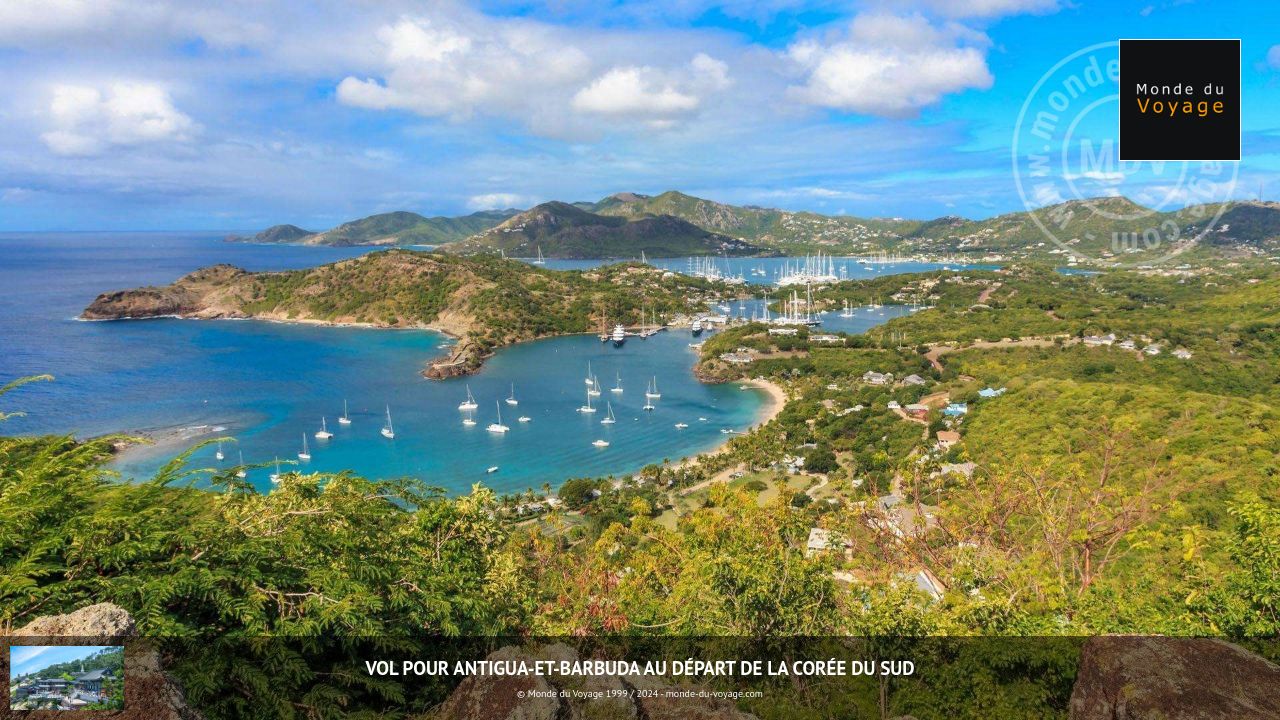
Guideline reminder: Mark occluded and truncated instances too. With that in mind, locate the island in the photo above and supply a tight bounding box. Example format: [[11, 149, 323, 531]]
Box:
[[80, 249, 731, 378]]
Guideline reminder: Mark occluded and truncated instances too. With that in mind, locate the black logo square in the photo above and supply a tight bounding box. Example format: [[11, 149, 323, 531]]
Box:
[[1119, 39, 1240, 161]]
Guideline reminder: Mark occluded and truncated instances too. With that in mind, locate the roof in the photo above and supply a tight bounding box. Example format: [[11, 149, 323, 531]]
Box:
[[936, 430, 961, 443], [902, 374, 927, 385], [75, 669, 108, 681]]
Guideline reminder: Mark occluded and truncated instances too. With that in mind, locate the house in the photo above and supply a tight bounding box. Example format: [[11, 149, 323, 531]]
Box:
[[886, 400, 901, 410], [1143, 343, 1162, 355], [73, 668, 109, 694], [719, 349, 755, 364], [1082, 333, 1116, 346], [902, 374, 928, 386], [977, 387, 1006, 398], [768, 327, 798, 336], [935, 461, 977, 479], [1118, 339, 1136, 350], [806, 527, 852, 558], [862, 370, 894, 385], [936, 430, 961, 450], [904, 403, 929, 418], [910, 568, 947, 601], [811, 334, 842, 343], [942, 402, 968, 416], [1173, 348, 1193, 359]]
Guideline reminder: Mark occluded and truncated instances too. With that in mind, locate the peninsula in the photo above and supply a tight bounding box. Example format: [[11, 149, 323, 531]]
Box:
[[80, 249, 727, 378]]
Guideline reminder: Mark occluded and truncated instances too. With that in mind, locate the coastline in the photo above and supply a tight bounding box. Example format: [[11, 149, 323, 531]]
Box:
[[673, 376, 786, 473]]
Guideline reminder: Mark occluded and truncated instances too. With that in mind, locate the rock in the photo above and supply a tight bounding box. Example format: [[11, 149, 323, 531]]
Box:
[[429, 645, 756, 720], [12, 603, 135, 639], [1069, 636, 1280, 720], [9, 603, 203, 720]]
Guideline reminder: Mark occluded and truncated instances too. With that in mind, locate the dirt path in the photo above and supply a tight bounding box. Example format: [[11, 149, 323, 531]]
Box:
[[976, 282, 1002, 304]]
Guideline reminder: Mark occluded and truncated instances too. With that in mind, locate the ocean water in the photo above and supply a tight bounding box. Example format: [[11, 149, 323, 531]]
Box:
[[1, 234, 915, 495]]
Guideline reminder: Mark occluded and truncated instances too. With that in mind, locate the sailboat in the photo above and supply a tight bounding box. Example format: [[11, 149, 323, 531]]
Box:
[[315, 417, 333, 440], [601, 402, 616, 424], [458, 385, 478, 411], [215, 440, 224, 461], [338, 399, 352, 425], [235, 450, 247, 478], [487, 401, 509, 433], [381, 406, 395, 439], [588, 374, 601, 397], [533, 246, 546, 265], [592, 439, 610, 447], [298, 433, 311, 461], [585, 362, 595, 385], [518, 415, 531, 422], [505, 383, 519, 406], [640, 250, 648, 265], [462, 408, 476, 426], [674, 422, 688, 429], [577, 387, 596, 413], [840, 299, 854, 318], [646, 376, 661, 399], [611, 372, 623, 393], [269, 457, 282, 484]]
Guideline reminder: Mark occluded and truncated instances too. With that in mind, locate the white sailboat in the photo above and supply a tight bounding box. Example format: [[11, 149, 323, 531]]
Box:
[[338, 399, 352, 425], [315, 417, 333, 440], [458, 385, 478, 411], [588, 374, 601, 396], [533, 246, 545, 265], [298, 433, 311, 461], [601, 402, 616, 424], [269, 457, 282, 484], [577, 387, 596, 413], [487, 401, 509, 433], [646, 376, 661, 399], [674, 422, 688, 429], [506, 383, 519, 406], [612, 372, 623, 393], [462, 409, 476, 426], [518, 415, 531, 423], [592, 439, 610, 447], [381, 406, 395, 439], [235, 450, 247, 479], [585, 362, 595, 385], [215, 440, 224, 461]]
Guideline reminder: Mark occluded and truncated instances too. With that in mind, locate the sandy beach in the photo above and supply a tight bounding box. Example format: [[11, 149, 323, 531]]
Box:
[[672, 377, 787, 473]]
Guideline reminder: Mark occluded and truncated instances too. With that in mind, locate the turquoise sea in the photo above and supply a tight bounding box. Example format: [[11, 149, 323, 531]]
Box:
[[0, 233, 916, 495]]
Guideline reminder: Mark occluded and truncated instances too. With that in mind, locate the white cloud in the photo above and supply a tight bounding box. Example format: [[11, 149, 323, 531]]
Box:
[[913, 0, 1059, 18], [786, 13, 993, 118], [40, 82, 196, 156], [467, 192, 529, 210], [571, 54, 730, 125]]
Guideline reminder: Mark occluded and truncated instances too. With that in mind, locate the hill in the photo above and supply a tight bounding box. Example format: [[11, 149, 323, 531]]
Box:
[[81, 249, 728, 377], [235, 209, 517, 247], [442, 201, 762, 258]]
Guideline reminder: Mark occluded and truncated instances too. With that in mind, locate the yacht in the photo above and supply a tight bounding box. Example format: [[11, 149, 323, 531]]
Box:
[[215, 440, 224, 461], [585, 362, 595, 385], [588, 374, 601, 397], [601, 402, 616, 424], [235, 451, 247, 479], [577, 388, 596, 413], [458, 385, 478, 411], [298, 433, 311, 461], [505, 383, 519, 406], [612, 324, 627, 347], [486, 401, 509, 433], [462, 409, 476, 426], [381, 406, 395, 439], [645, 376, 661, 399], [533, 246, 545, 265], [487, 466, 499, 474], [338, 399, 352, 425], [269, 457, 282, 484], [691, 318, 703, 336], [611, 372, 623, 393], [674, 422, 688, 429], [315, 417, 333, 440], [518, 415, 531, 423], [592, 439, 610, 447]]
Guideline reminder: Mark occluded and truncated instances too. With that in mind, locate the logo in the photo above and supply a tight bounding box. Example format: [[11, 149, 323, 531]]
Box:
[[1012, 41, 1238, 267]]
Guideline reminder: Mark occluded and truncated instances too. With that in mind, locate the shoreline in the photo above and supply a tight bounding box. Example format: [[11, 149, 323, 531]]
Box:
[[672, 376, 786, 473]]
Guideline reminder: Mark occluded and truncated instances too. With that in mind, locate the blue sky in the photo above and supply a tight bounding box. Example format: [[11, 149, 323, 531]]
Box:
[[0, 0, 1276, 231], [10, 645, 116, 679]]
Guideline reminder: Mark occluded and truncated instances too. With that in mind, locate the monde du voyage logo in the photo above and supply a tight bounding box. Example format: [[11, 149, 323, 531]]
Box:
[[1120, 39, 1241, 162]]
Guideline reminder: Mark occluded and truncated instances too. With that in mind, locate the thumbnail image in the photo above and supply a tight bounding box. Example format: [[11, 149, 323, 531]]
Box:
[[9, 646, 124, 711]]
